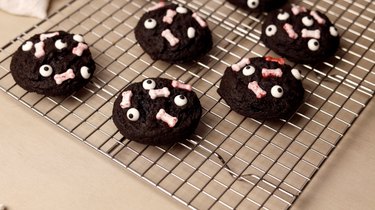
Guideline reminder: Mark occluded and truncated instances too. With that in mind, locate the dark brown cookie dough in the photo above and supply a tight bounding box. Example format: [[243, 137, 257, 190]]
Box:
[[112, 78, 202, 145], [134, 3, 212, 63], [261, 4, 340, 64], [10, 31, 95, 96], [218, 57, 304, 119], [226, 0, 287, 12]]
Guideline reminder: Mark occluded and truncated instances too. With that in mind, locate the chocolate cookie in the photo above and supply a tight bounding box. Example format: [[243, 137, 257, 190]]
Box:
[[112, 78, 202, 145], [10, 31, 95, 96], [226, 0, 287, 12], [134, 2, 213, 63], [218, 57, 304, 119], [261, 4, 340, 64]]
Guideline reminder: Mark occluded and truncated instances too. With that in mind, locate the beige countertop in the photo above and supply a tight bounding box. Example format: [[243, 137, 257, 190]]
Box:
[[0, 1, 374, 210]]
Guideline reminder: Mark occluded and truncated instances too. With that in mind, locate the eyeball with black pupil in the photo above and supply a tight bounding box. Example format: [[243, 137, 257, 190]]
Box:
[[302, 16, 314, 27], [271, 85, 284, 98], [277, 12, 290, 21], [80, 66, 91, 79], [265, 25, 277, 37], [174, 95, 188, 107], [242, 65, 255, 76], [308, 39, 320, 51], [39, 64, 53, 77], [127, 108, 140, 121], [247, 0, 259, 9], [55, 39, 67, 50], [291, 69, 302, 80], [330, 26, 338, 37], [144, 18, 157, 29], [142, 79, 156, 90]]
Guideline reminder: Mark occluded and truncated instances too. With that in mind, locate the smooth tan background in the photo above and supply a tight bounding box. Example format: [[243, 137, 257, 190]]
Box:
[[0, 1, 375, 209]]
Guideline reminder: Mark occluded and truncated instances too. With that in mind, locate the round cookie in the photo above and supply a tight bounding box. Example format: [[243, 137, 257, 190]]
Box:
[[112, 78, 202, 145], [10, 31, 95, 96], [226, 0, 287, 13], [218, 57, 304, 119], [261, 4, 340, 64], [134, 2, 213, 63]]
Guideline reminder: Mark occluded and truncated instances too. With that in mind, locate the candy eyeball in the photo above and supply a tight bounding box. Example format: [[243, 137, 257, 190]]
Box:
[[247, 0, 259, 9], [73, 34, 84, 43], [80, 66, 91, 79], [55, 39, 67, 50], [127, 108, 140, 121], [242, 65, 256, 76], [265, 25, 277, 37], [271, 85, 284, 98], [302, 16, 314, 27], [277, 12, 290, 21], [308, 39, 320, 51], [291, 69, 302, 80], [176, 5, 188, 14], [142, 79, 156, 90], [39, 64, 53, 77], [144, 18, 157, 29], [187, 27, 196, 39], [22, 41, 33, 51], [329, 26, 338, 37], [174, 95, 188, 107]]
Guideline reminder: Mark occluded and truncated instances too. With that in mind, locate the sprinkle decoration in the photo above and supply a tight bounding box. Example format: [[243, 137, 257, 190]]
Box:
[[156, 108, 178, 127]]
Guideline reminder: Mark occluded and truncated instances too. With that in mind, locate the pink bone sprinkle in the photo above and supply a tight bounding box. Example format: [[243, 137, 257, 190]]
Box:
[[161, 29, 179, 47], [248, 81, 266, 99], [156, 108, 178, 128], [163, 9, 177, 24], [283, 23, 298, 39], [148, 1, 165, 11], [171, 80, 192, 91], [72, 43, 88, 56], [264, 56, 285, 65], [40, 32, 59, 41], [34, 41, 45, 58], [301, 28, 321, 39], [231, 58, 250, 72], [310, 11, 326, 25], [149, 87, 170, 99], [291, 4, 307, 15], [262, 68, 283, 78], [192, 13, 207, 28], [120, 90, 133, 109], [54, 69, 75, 85]]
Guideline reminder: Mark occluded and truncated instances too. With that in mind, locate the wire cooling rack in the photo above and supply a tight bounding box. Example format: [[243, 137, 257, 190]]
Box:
[[0, 0, 374, 209]]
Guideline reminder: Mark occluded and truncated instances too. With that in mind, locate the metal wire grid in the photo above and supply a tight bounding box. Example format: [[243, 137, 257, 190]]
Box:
[[0, 0, 374, 209]]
